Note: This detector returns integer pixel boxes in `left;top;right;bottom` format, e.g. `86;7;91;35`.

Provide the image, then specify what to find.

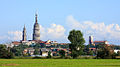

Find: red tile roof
94;41;105;43
12;41;21;45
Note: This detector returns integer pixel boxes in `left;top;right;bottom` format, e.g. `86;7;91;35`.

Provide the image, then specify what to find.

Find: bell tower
33;13;40;40
22;25;27;41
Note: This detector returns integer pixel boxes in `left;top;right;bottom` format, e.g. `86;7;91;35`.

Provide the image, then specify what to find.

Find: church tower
33;13;40;40
22;25;27;41
89;36;93;45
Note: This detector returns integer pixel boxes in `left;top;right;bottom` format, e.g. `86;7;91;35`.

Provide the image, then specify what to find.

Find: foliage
116;51;120;56
113;45;120;50
68;29;85;58
11;44;29;56
0;45;14;59
23;54;29;57
95;44;104;49
47;51;51;58
89;50;94;55
59;50;65;58
34;49;39;55
83;45;90;55
96;45;115;59
40;43;46;48
34;43;41;49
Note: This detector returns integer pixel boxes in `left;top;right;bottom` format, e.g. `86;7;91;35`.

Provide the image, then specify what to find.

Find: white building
114;49;120;53
22;40;36;46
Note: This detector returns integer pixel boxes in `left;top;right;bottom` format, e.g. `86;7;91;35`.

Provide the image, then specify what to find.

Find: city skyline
0;0;120;45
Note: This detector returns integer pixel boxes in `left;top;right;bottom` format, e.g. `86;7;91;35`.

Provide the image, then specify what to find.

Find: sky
0;0;120;45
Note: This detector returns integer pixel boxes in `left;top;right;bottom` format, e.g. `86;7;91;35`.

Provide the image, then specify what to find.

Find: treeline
0;44;69;58
114;45;120;50
0;29;120;59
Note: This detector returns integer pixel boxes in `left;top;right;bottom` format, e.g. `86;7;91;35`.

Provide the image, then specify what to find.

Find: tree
89;50;94;55
68;29;85;58
34;43;41;49
34;49;39;55
96;45;115;59
11;44;28;56
59;50;65;58
116;51;120;56
83;45;90;55
47;51;51;58
0;45;14;59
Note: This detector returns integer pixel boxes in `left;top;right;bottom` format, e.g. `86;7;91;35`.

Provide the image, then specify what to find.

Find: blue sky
0;0;120;45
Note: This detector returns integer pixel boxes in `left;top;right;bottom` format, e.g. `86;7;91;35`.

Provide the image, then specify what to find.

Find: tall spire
35;13;38;23
22;24;27;41
33;12;40;40
23;24;26;30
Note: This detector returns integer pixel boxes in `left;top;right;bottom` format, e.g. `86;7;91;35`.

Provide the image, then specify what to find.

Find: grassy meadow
0;59;120;67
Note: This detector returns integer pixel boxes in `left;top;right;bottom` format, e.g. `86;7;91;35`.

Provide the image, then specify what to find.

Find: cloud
0;31;22;43
47;24;66;38
8;31;22;41
66;15;120;44
40;24;67;42
1;24;67;43
2;15;120;44
66;15;85;30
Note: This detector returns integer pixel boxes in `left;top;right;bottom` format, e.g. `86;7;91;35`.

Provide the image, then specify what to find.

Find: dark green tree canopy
34;49;39;55
96;45;115;59
59;50;65;58
0;44;14;59
68;30;85;43
68;29;85;58
68;29;85;50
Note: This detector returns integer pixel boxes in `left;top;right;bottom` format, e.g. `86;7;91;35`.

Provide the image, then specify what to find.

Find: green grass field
0;59;120;67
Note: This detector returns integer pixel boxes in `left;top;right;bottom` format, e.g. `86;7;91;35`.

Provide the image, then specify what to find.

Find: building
23;48;35;55
7;12;71;57
114;49;120;53
94;41;109;46
11;41;21;46
89;36;93;45
21;13;40;44
21;40;36;46
22;25;27;41
33;13;40;40
40;48;49;56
